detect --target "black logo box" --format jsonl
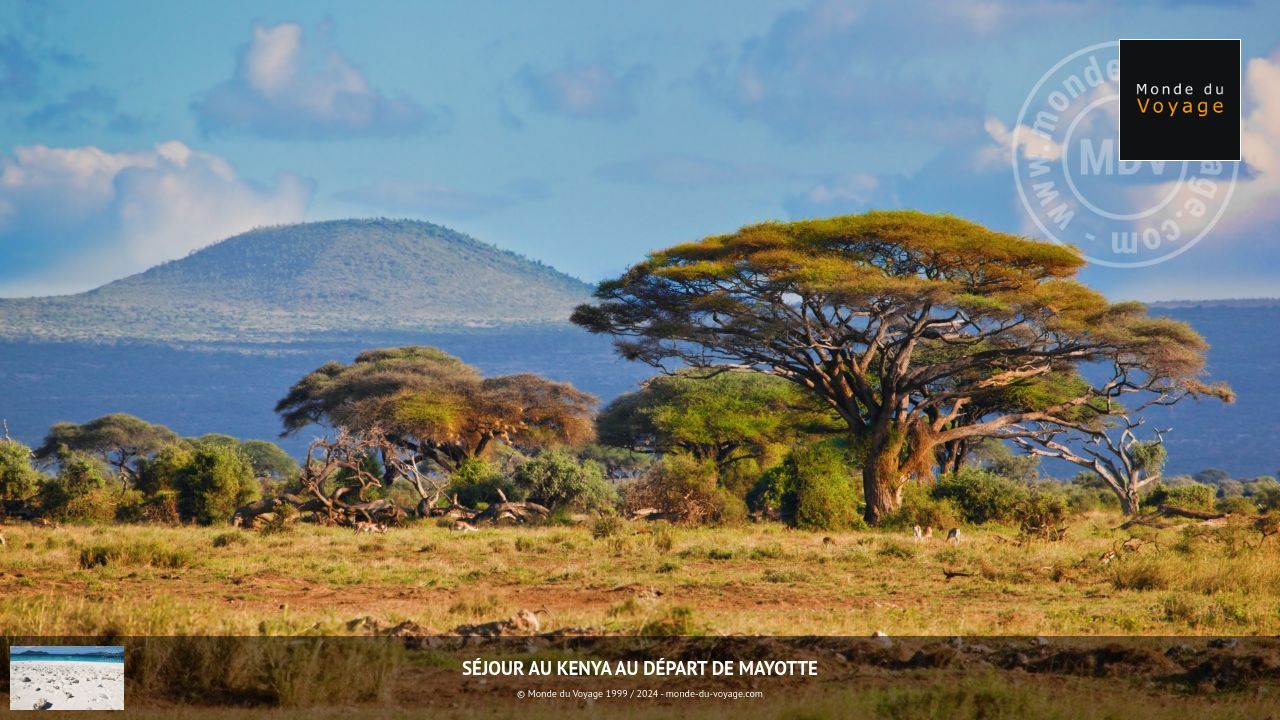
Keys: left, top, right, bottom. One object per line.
{"left": 1119, "top": 39, "right": 1241, "bottom": 161}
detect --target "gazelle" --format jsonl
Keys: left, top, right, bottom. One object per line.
{"left": 354, "top": 521, "right": 388, "bottom": 534}
{"left": 946, "top": 528, "right": 961, "bottom": 545}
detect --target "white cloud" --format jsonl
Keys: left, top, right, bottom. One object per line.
{"left": 194, "top": 22, "right": 446, "bottom": 139}
{"left": 518, "top": 61, "right": 652, "bottom": 121}
{"left": 0, "top": 141, "right": 313, "bottom": 297}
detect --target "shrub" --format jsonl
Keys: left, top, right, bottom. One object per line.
{"left": 79, "top": 540, "right": 191, "bottom": 569}
{"left": 58, "top": 487, "right": 119, "bottom": 524}
{"left": 1146, "top": 482, "right": 1216, "bottom": 512}
{"left": 748, "top": 443, "right": 863, "bottom": 531}
{"left": 591, "top": 515, "right": 625, "bottom": 539}
{"left": 37, "top": 452, "right": 114, "bottom": 522}
{"left": 174, "top": 444, "right": 259, "bottom": 525}
{"left": 135, "top": 444, "right": 194, "bottom": 496}
{"left": 0, "top": 439, "right": 40, "bottom": 501}
{"left": 883, "top": 482, "right": 960, "bottom": 530}
{"left": 621, "top": 456, "right": 723, "bottom": 524}
{"left": 513, "top": 450, "right": 616, "bottom": 511}
{"left": 1216, "top": 496, "right": 1257, "bottom": 515}
{"left": 1250, "top": 480, "right": 1280, "bottom": 512}
{"left": 933, "top": 467, "right": 1027, "bottom": 525}
{"left": 446, "top": 458, "right": 520, "bottom": 507}
{"left": 1015, "top": 491, "right": 1069, "bottom": 540}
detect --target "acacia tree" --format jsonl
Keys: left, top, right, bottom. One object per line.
{"left": 274, "top": 346, "right": 597, "bottom": 508}
{"left": 35, "top": 413, "right": 179, "bottom": 487}
{"left": 598, "top": 369, "right": 841, "bottom": 477}
{"left": 572, "top": 211, "right": 1228, "bottom": 523}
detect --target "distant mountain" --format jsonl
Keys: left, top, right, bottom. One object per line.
{"left": 0, "top": 219, "right": 593, "bottom": 341}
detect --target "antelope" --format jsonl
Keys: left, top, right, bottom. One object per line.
{"left": 912, "top": 525, "right": 924, "bottom": 542}
{"left": 924, "top": 526, "right": 934, "bottom": 540}
{"left": 354, "top": 521, "right": 388, "bottom": 534}
{"left": 946, "top": 528, "right": 961, "bottom": 545}
{"left": 450, "top": 520, "right": 479, "bottom": 533}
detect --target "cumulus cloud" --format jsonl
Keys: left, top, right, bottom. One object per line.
{"left": 0, "top": 141, "right": 312, "bottom": 296}
{"left": 697, "top": 0, "right": 1085, "bottom": 141}
{"left": 518, "top": 61, "right": 652, "bottom": 121}
{"left": 596, "top": 154, "right": 779, "bottom": 186}
{"left": 194, "top": 22, "right": 446, "bottom": 139}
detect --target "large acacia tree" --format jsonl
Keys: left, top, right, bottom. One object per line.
{"left": 275, "top": 346, "right": 597, "bottom": 506}
{"left": 572, "top": 211, "right": 1227, "bottom": 523}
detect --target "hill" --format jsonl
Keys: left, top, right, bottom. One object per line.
{"left": 0, "top": 219, "right": 593, "bottom": 341}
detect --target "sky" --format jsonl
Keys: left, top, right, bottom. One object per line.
{"left": 1, "top": 0, "right": 1279, "bottom": 301}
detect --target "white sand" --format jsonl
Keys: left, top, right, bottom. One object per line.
{"left": 9, "top": 660, "right": 125, "bottom": 711}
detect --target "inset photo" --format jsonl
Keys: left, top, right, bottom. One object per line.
{"left": 9, "top": 646, "right": 124, "bottom": 711}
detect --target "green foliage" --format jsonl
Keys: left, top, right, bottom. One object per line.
{"left": 0, "top": 219, "right": 594, "bottom": 341}
{"left": 1015, "top": 491, "right": 1069, "bottom": 540}
{"left": 512, "top": 450, "right": 616, "bottom": 511}
{"left": 933, "top": 468, "right": 1028, "bottom": 525}
{"left": 966, "top": 439, "right": 1038, "bottom": 483}
{"left": 749, "top": 442, "right": 863, "bottom": 531}
{"left": 38, "top": 452, "right": 113, "bottom": 521}
{"left": 0, "top": 439, "right": 40, "bottom": 501}
{"left": 174, "top": 445, "right": 259, "bottom": 525}
{"left": 135, "top": 444, "right": 194, "bottom": 495}
{"left": 1247, "top": 480, "right": 1280, "bottom": 512}
{"left": 591, "top": 515, "right": 625, "bottom": 539}
{"left": 597, "top": 370, "right": 840, "bottom": 482}
{"left": 882, "top": 483, "right": 961, "bottom": 530}
{"left": 446, "top": 458, "right": 520, "bottom": 507}
{"left": 622, "top": 455, "right": 735, "bottom": 525}
{"left": 1146, "top": 482, "right": 1216, "bottom": 512}
{"left": 35, "top": 413, "right": 178, "bottom": 480}
{"left": 1216, "top": 496, "right": 1258, "bottom": 515}
{"left": 240, "top": 440, "right": 300, "bottom": 482}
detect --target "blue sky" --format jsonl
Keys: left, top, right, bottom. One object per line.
{"left": 1, "top": 0, "right": 1279, "bottom": 300}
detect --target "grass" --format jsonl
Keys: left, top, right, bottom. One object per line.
{"left": 1, "top": 512, "right": 1279, "bottom": 636}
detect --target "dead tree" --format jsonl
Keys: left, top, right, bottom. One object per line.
{"left": 1014, "top": 415, "right": 1168, "bottom": 515}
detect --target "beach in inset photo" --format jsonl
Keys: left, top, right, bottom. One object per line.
{"left": 9, "top": 646, "right": 124, "bottom": 711}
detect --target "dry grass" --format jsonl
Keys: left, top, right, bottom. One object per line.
{"left": 1, "top": 513, "right": 1279, "bottom": 637}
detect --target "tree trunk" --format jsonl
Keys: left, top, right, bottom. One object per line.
{"left": 862, "top": 430, "right": 907, "bottom": 525}
{"left": 1119, "top": 485, "right": 1141, "bottom": 515}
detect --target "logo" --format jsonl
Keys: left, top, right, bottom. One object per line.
{"left": 1119, "top": 39, "right": 1241, "bottom": 161}
{"left": 1013, "top": 42, "right": 1239, "bottom": 268}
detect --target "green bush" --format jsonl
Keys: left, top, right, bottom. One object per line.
{"left": 1014, "top": 491, "right": 1069, "bottom": 540}
{"left": 748, "top": 443, "right": 863, "bottom": 531}
{"left": 135, "top": 445, "right": 194, "bottom": 495}
{"left": 933, "top": 467, "right": 1028, "bottom": 524}
{"left": 58, "top": 487, "right": 119, "bottom": 524}
{"left": 0, "top": 439, "right": 40, "bottom": 501}
{"left": 513, "top": 450, "right": 616, "bottom": 511}
{"left": 37, "top": 452, "right": 113, "bottom": 521}
{"left": 175, "top": 444, "right": 259, "bottom": 525}
{"left": 591, "top": 515, "right": 625, "bottom": 539}
{"left": 1250, "top": 480, "right": 1280, "bottom": 512}
{"left": 446, "top": 458, "right": 521, "bottom": 507}
{"left": 1216, "top": 495, "right": 1258, "bottom": 515}
{"left": 882, "top": 482, "right": 960, "bottom": 530}
{"left": 1146, "top": 482, "right": 1215, "bottom": 512}
{"left": 622, "top": 455, "right": 720, "bottom": 524}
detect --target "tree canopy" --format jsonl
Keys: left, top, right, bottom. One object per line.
{"left": 597, "top": 369, "right": 841, "bottom": 475}
{"left": 34, "top": 413, "right": 179, "bottom": 486}
{"left": 573, "top": 210, "right": 1230, "bottom": 523}
{"left": 275, "top": 346, "right": 597, "bottom": 476}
